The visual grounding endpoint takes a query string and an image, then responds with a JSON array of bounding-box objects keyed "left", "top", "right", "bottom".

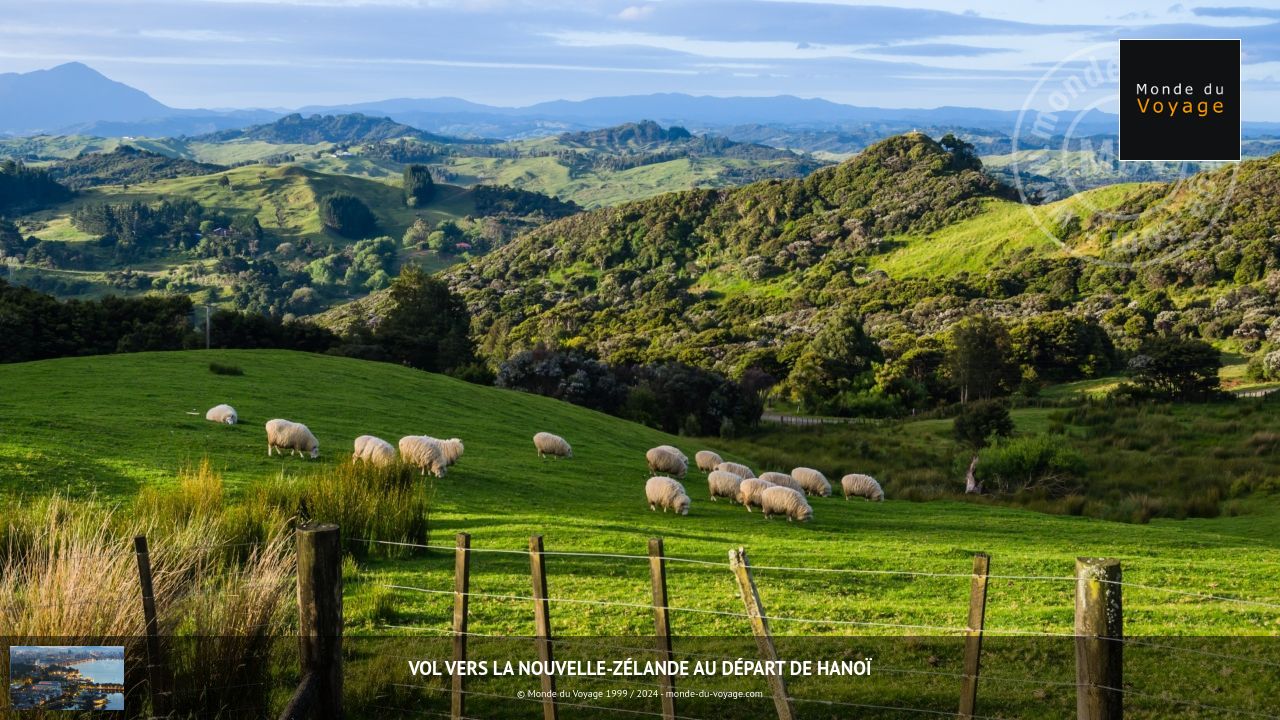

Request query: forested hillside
[
  {"left": 447, "top": 132, "right": 1280, "bottom": 414},
  {"left": 49, "top": 146, "right": 225, "bottom": 189}
]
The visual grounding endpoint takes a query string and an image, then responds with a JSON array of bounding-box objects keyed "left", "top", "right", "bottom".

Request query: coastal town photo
[{"left": 8, "top": 645, "right": 124, "bottom": 711}]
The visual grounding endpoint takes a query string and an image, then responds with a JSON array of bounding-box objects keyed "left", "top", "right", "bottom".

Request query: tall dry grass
[{"left": 0, "top": 462, "right": 298, "bottom": 716}]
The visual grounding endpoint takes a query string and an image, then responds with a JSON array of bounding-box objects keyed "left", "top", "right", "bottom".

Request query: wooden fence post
[
  {"left": 728, "top": 547, "right": 795, "bottom": 720},
  {"left": 958, "top": 552, "right": 990, "bottom": 719},
  {"left": 452, "top": 533, "right": 471, "bottom": 720},
  {"left": 1075, "top": 558, "right": 1122, "bottom": 720},
  {"left": 297, "top": 523, "right": 343, "bottom": 720},
  {"left": 648, "top": 538, "right": 677, "bottom": 720},
  {"left": 529, "top": 535, "right": 558, "bottom": 720},
  {"left": 134, "top": 535, "right": 169, "bottom": 717}
]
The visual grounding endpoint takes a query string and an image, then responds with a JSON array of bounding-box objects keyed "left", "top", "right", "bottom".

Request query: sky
[{"left": 1, "top": 0, "right": 1279, "bottom": 118}]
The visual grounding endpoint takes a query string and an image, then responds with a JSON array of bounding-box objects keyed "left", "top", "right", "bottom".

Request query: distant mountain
[
  {"left": 305, "top": 94, "right": 1123, "bottom": 139},
  {"left": 48, "top": 146, "right": 225, "bottom": 190},
  {"left": 0, "top": 63, "right": 173, "bottom": 134},
  {"left": 61, "top": 110, "right": 283, "bottom": 139},
  {"left": 195, "top": 113, "right": 471, "bottom": 145}
]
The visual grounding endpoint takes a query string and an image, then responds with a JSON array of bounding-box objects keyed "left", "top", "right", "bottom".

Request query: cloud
[
  {"left": 1192, "top": 6, "right": 1280, "bottom": 19},
  {"left": 618, "top": 5, "right": 654, "bottom": 21},
  {"left": 868, "top": 43, "right": 1015, "bottom": 57}
]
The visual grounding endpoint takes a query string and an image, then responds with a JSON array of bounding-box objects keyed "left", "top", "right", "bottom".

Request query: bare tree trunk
[{"left": 964, "top": 453, "right": 982, "bottom": 494}]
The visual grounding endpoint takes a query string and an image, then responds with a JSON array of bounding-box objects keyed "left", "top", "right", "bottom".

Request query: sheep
[
  {"left": 353, "top": 435, "right": 396, "bottom": 467},
  {"left": 707, "top": 470, "right": 743, "bottom": 503},
  {"left": 760, "top": 486, "right": 813, "bottom": 522},
  {"left": 265, "top": 419, "right": 319, "bottom": 459},
  {"left": 533, "top": 432, "right": 573, "bottom": 459},
  {"left": 791, "top": 467, "right": 832, "bottom": 497},
  {"left": 716, "top": 461, "right": 756, "bottom": 479},
  {"left": 646, "top": 446, "right": 688, "bottom": 478},
  {"left": 205, "top": 404, "right": 238, "bottom": 425},
  {"left": 399, "top": 435, "right": 449, "bottom": 477},
  {"left": 759, "top": 471, "right": 804, "bottom": 493},
  {"left": 656, "top": 445, "right": 688, "bottom": 463},
  {"left": 737, "top": 477, "right": 776, "bottom": 512},
  {"left": 695, "top": 450, "right": 723, "bottom": 473},
  {"left": 439, "top": 438, "right": 465, "bottom": 466},
  {"left": 645, "top": 476, "right": 691, "bottom": 515},
  {"left": 841, "top": 473, "right": 884, "bottom": 502}
]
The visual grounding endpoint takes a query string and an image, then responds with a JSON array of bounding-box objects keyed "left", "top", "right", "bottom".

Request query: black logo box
[{"left": 1119, "top": 39, "right": 1241, "bottom": 162}]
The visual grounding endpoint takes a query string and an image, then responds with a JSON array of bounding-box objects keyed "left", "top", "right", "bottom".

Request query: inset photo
[{"left": 8, "top": 646, "right": 124, "bottom": 711}]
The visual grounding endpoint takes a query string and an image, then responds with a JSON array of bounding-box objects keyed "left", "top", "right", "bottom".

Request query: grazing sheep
[
  {"left": 716, "top": 461, "right": 756, "bottom": 479},
  {"left": 737, "top": 477, "right": 776, "bottom": 512},
  {"left": 695, "top": 450, "right": 723, "bottom": 473},
  {"left": 791, "top": 467, "right": 832, "bottom": 497},
  {"left": 656, "top": 445, "right": 689, "bottom": 463},
  {"left": 265, "top": 419, "right": 319, "bottom": 459},
  {"left": 399, "top": 435, "right": 449, "bottom": 477},
  {"left": 707, "top": 470, "right": 743, "bottom": 503},
  {"left": 646, "top": 446, "right": 688, "bottom": 478},
  {"left": 645, "top": 476, "right": 691, "bottom": 515},
  {"left": 206, "top": 404, "right": 238, "bottom": 425},
  {"left": 841, "top": 474, "right": 884, "bottom": 502},
  {"left": 353, "top": 435, "right": 396, "bottom": 467},
  {"left": 533, "top": 432, "right": 573, "bottom": 459},
  {"left": 759, "top": 471, "right": 804, "bottom": 493},
  {"left": 439, "top": 438, "right": 465, "bottom": 466},
  {"left": 760, "top": 486, "right": 813, "bottom": 522}
]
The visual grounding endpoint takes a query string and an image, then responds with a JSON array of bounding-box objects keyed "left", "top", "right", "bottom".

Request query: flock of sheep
[
  {"left": 640, "top": 446, "right": 883, "bottom": 523},
  {"left": 206, "top": 404, "right": 465, "bottom": 476},
  {"left": 204, "top": 407, "right": 882, "bottom": 524}
]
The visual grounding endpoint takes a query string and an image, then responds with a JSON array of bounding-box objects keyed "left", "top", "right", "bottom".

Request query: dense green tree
[
  {"left": 1010, "top": 313, "right": 1114, "bottom": 382},
  {"left": 318, "top": 192, "right": 377, "bottom": 239},
  {"left": 1127, "top": 336, "right": 1221, "bottom": 401},
  {"left": 953, "top": 399, "right": 1014, "bottom": 493},
  {"left": 787, "top": 307, "right": 881, "bottom": 412},
  {"left": 373, "top": 265, "right": 476, "bottom": 372},
  {"left": 403, "top": 164, "right": 435, "bottom": 207},
  {"left": 944, "top": 314, "right": 1020, "bottom": 403},
  {"left": 0, "top": 159, "right": 72, "bottom": 214}
]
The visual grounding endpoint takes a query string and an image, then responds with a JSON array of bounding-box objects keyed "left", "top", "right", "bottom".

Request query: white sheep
[
  {"left": 791, "top": 467, "right": 832, "bottom": 497},
  {"left": 841, "top": 473, "right": 884, "bottom": 502},
  {"left": 205, "top": 404, "right": 238, "bottom": 425},
  {"left": 760, "top": 486, "right": 813, "bottom": 522},
  {"left": 707, "top": 470, "right": 743, "bottom": 503},
  {"left": 645, "top": 476, "right": 691, "bottom": 515},
  {"left": 646, "top": 446, "right": 688, "bottom": 478},
  {"left": 737, "top": 477, "right": 776, "bottom": 512},
  {"left": 759, "top": 471, "right": 804, "bottom": 493},
  {"left": 353, "top": 435, "right": 396, "bottom": 467},
  {"left": 656, "top": 445, "right": 689, "bottom": 463},
  {"left": 716, "top": 461, "right": 755, "bottom": 479},
  {"left": 439, "top": 438, "right": 465, "bottom": 466},
  {"left": 533, "top": 432, "right": 573, "bottom": 459},
  {"left": 265, "top": 419, "right": 319, "bottom": 459},
  {"left": 399, "top": 435, "right": 449, "bottom": 477},
  {"left": 695, "top": 450, "right": 723, "bottom": 473}
]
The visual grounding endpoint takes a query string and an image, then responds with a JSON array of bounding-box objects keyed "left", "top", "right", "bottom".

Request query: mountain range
[{"left": 20, "top": 61, "right": 1280, "bottom": 143}]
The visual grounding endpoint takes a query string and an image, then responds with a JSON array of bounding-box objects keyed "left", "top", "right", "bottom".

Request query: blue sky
[{"left": 1, "top": 1, "right": 1278, "bottom": 117}]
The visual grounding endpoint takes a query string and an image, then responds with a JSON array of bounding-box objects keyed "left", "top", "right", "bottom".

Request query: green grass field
[
  {"left": 4, "top": 350, "right": 1277, "bottom": 718},
  {"left": 1, "top": 349, "right": 1277, "bottom": 644},
  {"left": 868, "top": 184, "right": 1152, "bottom": 279}
]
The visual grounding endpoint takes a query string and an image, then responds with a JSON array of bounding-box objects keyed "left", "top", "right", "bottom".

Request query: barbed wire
[{"left": 350, "top": 537, "right": 728, "bottom": 567}]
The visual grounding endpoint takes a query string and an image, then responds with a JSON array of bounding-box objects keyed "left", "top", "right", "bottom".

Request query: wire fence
[{"left": 348, "top": 533, "right": 1280, "bottom": 720}]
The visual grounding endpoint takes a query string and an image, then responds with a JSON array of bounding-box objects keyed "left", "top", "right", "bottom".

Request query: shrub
[{"left": 971, "top": 435, "right": 1087, "bottom": 496}]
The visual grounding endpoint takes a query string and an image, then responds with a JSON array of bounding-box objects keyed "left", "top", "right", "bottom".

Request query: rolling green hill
[
  {"left": 1, "top": 348, "right": 1278, "bottom": 645},
  {"left": 441, "top": 133, "right": 1280, "bottom": 417}
]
